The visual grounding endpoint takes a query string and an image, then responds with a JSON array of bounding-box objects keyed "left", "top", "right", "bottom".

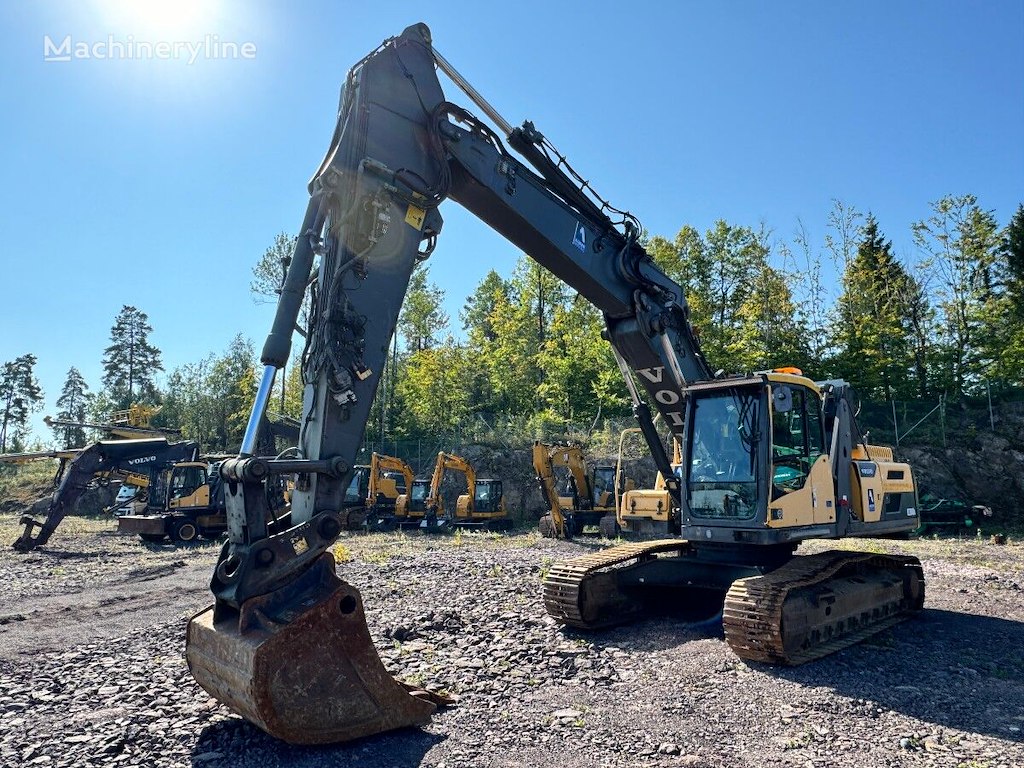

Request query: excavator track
[
  {"left": 723, "top": 550, "right": 925, "bottom": 665},
  {"left": 543, "top": 540, "right": 691, "bottom": 629}
]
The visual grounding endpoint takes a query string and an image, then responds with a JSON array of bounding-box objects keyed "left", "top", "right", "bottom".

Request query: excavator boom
[{"left": 186, "top": 22, "right": 713, "bottom": 744}]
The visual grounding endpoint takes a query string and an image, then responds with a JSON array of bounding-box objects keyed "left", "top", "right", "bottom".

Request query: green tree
[
  {"left": 787, "top": 220, "right": 831, "bottom": 366},
  {"left": 477, "top": 284, "right": 538, "bottom": 416},
  {"left": 1003, "top": 204, "right": 1024, "bottom": 320},
  {"left": 511, "top": 258, "right": 569, "bottom": 348},
  {"left": 983, "top": 204, "right": 1024, "bottom": 387},
  {"left": 824, "top": 199, "right": 864, "bottom": 272},
  {"left": 399, "top": 263, "right": 448, "bottom": 352},
  {"left": 460, "top": 269, "right": 511, "bottom": 341},
  {"left": 161, "top": 336, "right": 256, "bottom": 451},
  {"left": 913, "top": 195, "right": 1002, "bottom": 396},
  {"left": 535, "top": 296, "right": 628, "bottom": 431},
  {"left": 53, "top": 367, "right": 89, "bottom": 448},
  {"left": 208, "top": 335, "right": 258, "bottom": 450},
  {"left": 733, "top": 261, "right": 810, "bottom": 373},
  {"left": 0, "top": 354, "right": 43, "bottom": 452},
  {"left": 101, "top": 305, "right": 163, "bottom": 408},
  {"left": 898, "top": 273, "right": 937, "bottom": 398},
  {"left": 251, "top": 232, "right": 309, "bottom": 327},
  {"left": 832, "top": 215, "right": 915, "bottom": 399},
  {"left": 396, "top": 337, "right": 472, "bottom": 436}
]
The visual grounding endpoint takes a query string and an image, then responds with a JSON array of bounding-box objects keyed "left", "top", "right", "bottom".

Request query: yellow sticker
[
  {"left": 292, "top": 536, "right": 309, "bottom": 555},
  {"left": 405, "top": 204, "right": 426, "bottom": 230}
]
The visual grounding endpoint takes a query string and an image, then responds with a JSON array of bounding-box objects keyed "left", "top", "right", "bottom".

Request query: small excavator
[
  {"left": 533, "top": 441, "right": 620, "bottom": 538},
  {"left": 184, "top": 24, "right": 924, "bottom": 745},
  {"left": 418, "top": 451, "right": 509, "bottom": 531},
  {"left": 608, "top": 429, "right": 683, "bottom": 539},
  {"left": 363, "top": 452, "right": 414, "bottom": 530}
]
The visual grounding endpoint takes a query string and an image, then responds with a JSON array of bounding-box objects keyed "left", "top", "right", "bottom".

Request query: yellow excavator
[
  {"left": 363, "top": 452, "right": 414, "bottom": 530},
  {"left": 184, "top": 24, "right": 924, "bottom": 745},
  {"left": 608, "top": 429, "right": 682, "bottom": 539},
  {"left": 419, "top": 451, "right": 509, "bottom": 531},
  {"left": 533, "top": 441, "right": 622, "bottom": 539},
  {"left": 118, "top": 460, "right": 228, "bottom": 543}
]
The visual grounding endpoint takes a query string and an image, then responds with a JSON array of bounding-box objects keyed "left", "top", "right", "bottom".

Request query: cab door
[{"left": 767, "top": 384, "right": 834, "bottom": 527}]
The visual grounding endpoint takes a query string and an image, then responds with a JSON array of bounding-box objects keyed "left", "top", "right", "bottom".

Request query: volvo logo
[
  {"left": 127, "top": 455, "right": 157, "bottom": 465},
  {"left": 636, "top": 366, "right": 685, "bottom": 428}
]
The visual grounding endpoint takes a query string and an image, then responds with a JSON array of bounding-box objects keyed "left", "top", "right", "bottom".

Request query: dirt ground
[{"left": 0, "top": 511, "right": 1022, "bottom": 768}]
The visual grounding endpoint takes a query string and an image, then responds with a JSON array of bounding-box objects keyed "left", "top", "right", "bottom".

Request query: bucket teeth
[{"left": 186, "top": 553, "right": 436, "bottom": 745}]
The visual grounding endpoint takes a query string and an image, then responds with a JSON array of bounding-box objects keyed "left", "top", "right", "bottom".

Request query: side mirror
[{"left": 772, "top": 386, "right": 793, "bottom": 414}]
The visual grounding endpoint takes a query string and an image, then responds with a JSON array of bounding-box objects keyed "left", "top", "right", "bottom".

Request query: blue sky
[{"left": 2, "top": 1, "right": 1022, "bottom": 447}]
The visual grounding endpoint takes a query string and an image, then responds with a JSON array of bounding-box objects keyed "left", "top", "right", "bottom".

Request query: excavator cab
[
  {"left": 403, "top": 479, "right": 433, "bottom": 517},
  {"left": 591, "top": 466, "right": 616, "bottom": 509},
  {"left": 472, "top": 479, "right": 503, "bottom": 514},
  {"left": 167, "top": 463, "right": 210, "bottom": 509},
  {"left": 340, "top": 465, "right": 370, "bottom": 528},
  {"left": 680, "top": 373, "right": 919, "bottom": 540}
]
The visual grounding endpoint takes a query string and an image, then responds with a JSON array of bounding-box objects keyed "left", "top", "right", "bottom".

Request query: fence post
[
  {"left": 891, "top": 400, "right": 900, "bottom": 448},
  {"left": 940, "top": 393, "right": 947, "bottom": 448},
  {"left": 987, "top": 380, "right": 995, "bottom": 431}
]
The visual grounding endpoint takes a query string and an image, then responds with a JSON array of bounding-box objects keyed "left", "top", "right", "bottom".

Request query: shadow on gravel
[
  {"left": 756, "top": 608, "right": 1024, "bottom": 741},
  {"left": 567, "top": 611, "right": 726, "bottom": 653},
  {"left": 27, "top": 548, "right": 104, "bottom": 560},
  {"left": 192, "top": 718, "right": 445, "bottom": 767}
]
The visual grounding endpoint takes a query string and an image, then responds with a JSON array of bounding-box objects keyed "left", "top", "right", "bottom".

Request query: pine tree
[
  {"left": 1004, "top": 204, "right": 1024, "bottom": 320},
  {"left": 101, "top": 305, "right": 164, "bottom": 408},
  {"left": 54, "top": 367, "right": 89, "bottom": 448},
  {"left": 0, "top": 354, "right": 43, "bottom": 452},
  {"left": 833, "top": 215, "right": 915, "bottom": 399}
]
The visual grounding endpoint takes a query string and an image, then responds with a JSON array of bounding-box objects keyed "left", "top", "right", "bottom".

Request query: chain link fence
[{"left": 858, "top": 387, "right": 1024, "bottom": 449}]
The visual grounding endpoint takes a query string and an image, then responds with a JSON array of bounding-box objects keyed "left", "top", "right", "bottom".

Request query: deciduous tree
[
  {"left": 399, "top": 264, "right": 448, "bottom": 352},
  {"left": 913, "top": 195, "right": 1001, "bottom": 396}
]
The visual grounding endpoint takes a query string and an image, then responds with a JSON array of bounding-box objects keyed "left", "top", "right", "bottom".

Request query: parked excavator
[
  {"left": 363, "top": 452, "right": 414, "bottom": 530},
  {"left": 533, "top": 441, "right": 620, "bottom": 539},
  {"left": 12, "top": 437, "right": 200, "bottom": 551},
  {"left": 117, "top": 459, "right": 228, "bottom": 543},
  {"left": 184, "top": 24, "right": 924, "bottom": 745},
  {"left": 118, "top": 457, "right": 293, "bottom": 543},
  {"left": 418, "top": 451, "right": 509, "bottom": 531},
  {"left": 607, "top": 429, "right": 683, "bottom": 539}
]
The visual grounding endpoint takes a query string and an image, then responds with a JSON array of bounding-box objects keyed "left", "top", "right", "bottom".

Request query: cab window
[
  {"left": 171, "top": 466, "right": 206, "bottom": 499},
  {"left": 771, "top": 385, "right": 825, "bottom": 495}
]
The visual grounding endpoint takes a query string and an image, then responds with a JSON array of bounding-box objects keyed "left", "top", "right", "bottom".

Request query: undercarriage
[{"left": 543, "top": 541, "right": 925, "bottom": 664}]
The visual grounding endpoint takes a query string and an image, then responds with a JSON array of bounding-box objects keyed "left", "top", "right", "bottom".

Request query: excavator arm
[
  {"left": 421, "top": 451, "right": 474, "bottom": 526},
  {"left": 12, "top": 438, "right": 199, "bottom": 551},
  {"left": 367, "top": 452, "right": 414, "bottom": 506},
  {"left": 186, "top": 22, "right": 712, "bottom": 745},
  {"left": 532, "top": 441, "right": 594, "bottom": 538}
]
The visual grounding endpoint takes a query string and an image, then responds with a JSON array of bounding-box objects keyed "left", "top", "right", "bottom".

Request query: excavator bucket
[{"left": 186, "top": 553, "right": 437, "bottom": 745}]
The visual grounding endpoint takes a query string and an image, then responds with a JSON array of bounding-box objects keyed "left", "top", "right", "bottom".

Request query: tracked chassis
[{"left": 543, "top": 541, "right": 925, "bottom": 665}]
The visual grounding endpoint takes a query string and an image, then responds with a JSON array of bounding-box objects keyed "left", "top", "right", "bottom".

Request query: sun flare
[{"left": 93, "top": 0, "right": 217, "bottom": 39}]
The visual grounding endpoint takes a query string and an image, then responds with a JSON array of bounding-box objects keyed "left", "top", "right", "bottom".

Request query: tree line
[
  {"left": 378, "top": 195, "right": 1024, "bottom": 441},
  {"left": 2, "top": 194, "right": 1020, "bottom": 454}
]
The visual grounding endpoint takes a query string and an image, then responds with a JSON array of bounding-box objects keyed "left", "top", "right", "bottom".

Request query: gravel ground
[{"left": 0, "top": 513, "right": 1022, "bottom": 768}]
